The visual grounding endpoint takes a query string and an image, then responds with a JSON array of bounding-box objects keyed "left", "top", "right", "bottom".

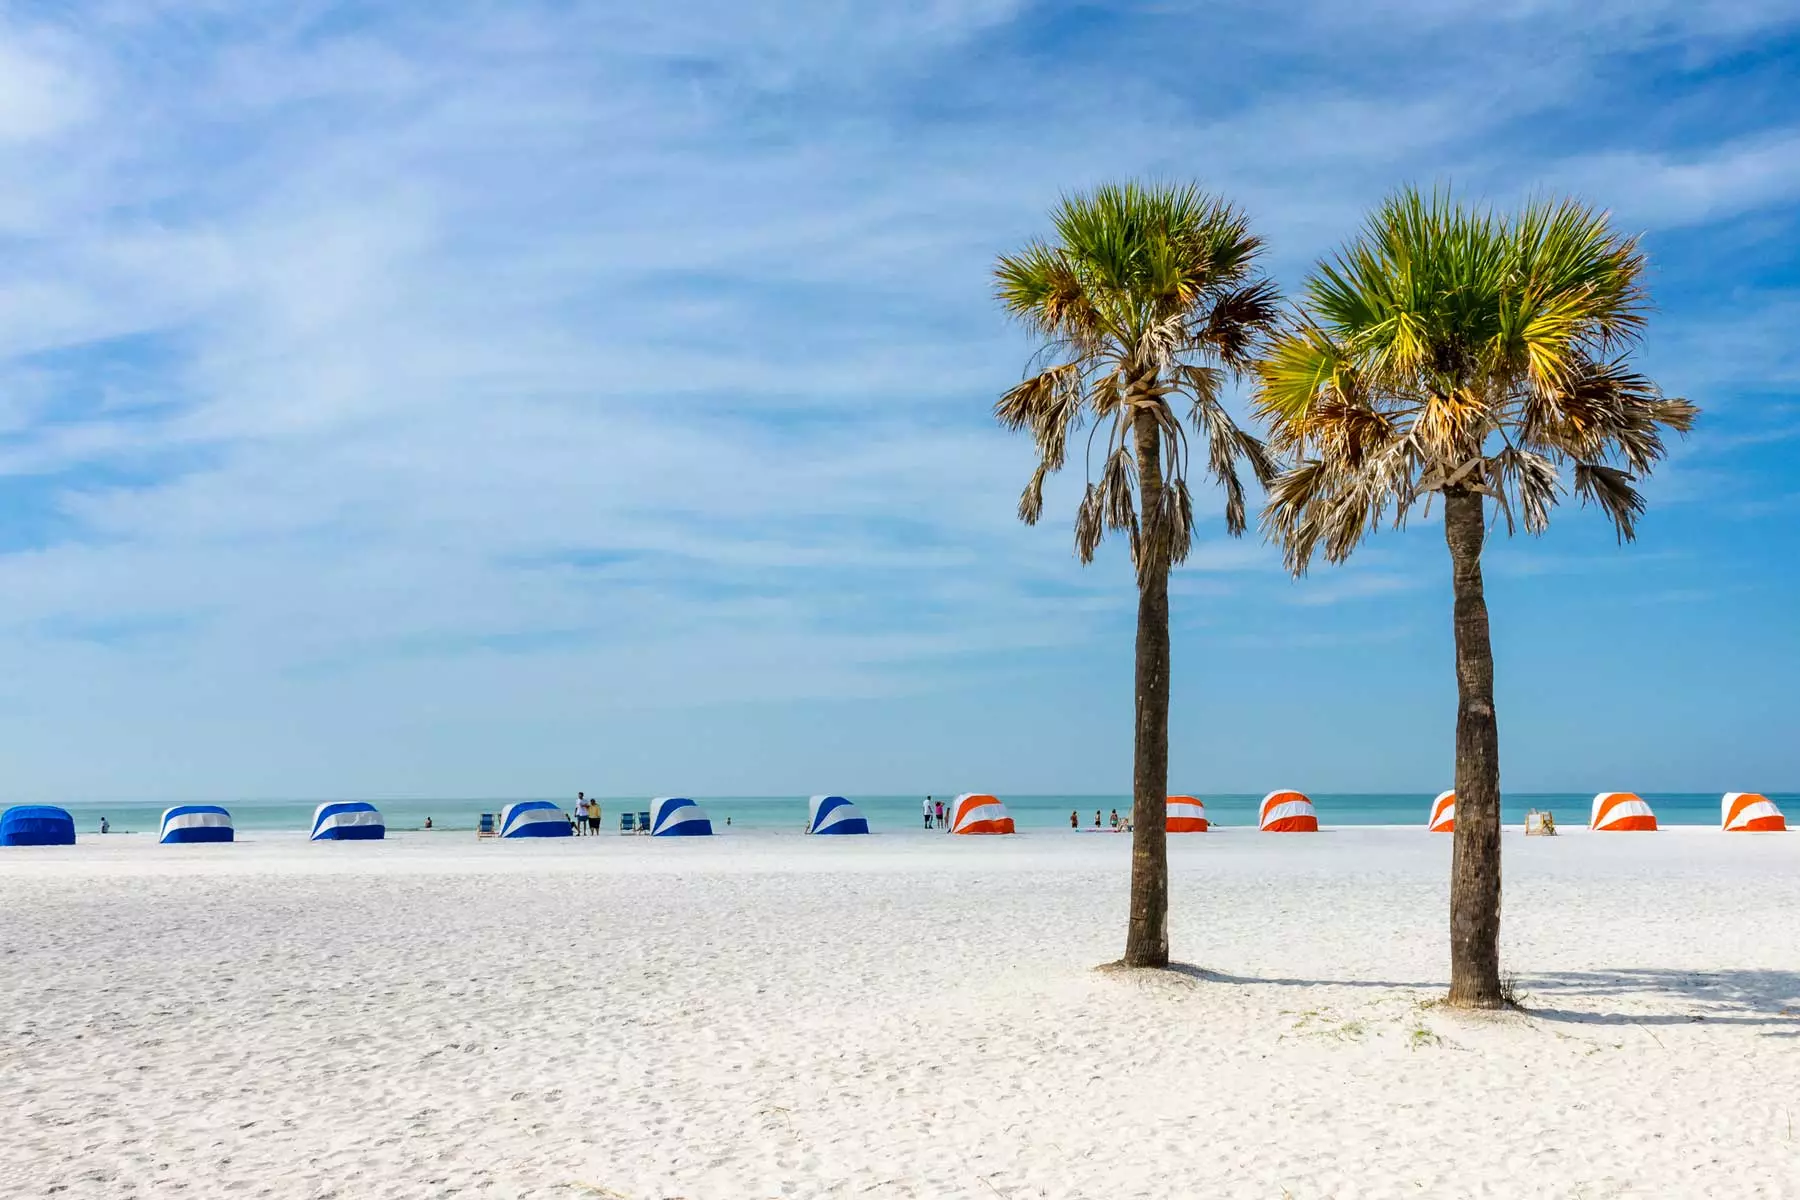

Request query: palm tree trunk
[
  {"left": 1442, "top": 485, "right": 1503, "bottom": 1007},
  {"left": 1122, "top": 401, "right": 1171, "bottom": 968}
]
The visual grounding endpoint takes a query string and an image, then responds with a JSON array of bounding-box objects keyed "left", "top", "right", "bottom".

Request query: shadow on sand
[
  {"left": 1146, "top": 964, "right": 1800, "bottom": 1036},
  {"left": 1515, "top": 968, "right": 1800, "bottom": 1034}
]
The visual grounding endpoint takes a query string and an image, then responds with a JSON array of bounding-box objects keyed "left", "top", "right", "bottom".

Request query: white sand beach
[{"left": 2, "top": 828, "right": 1797, "bottom": 1199}]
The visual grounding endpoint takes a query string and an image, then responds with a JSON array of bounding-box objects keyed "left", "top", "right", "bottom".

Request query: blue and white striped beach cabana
[
  {"left": 159, "top": 804, "right": 234, "bottom": 844},
  {"left": 500, "top": 800, "right": 572, "bottom": 838},
  {"left": 649, "top": 796, "right": 712, "bottom": 837},
  {"left": 1, "top": 805, "right": 76, "bottom": 846},
  {"left": 807, "top": 795, "right": 869, "bottom": 835},
  {"left": 310, "top": 801, "right": 385, "bottom": 841}
]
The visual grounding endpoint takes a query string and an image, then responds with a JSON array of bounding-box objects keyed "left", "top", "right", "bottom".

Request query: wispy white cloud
[{"left": 1543, "top": 130, "right": 1800, "bottom": 230}]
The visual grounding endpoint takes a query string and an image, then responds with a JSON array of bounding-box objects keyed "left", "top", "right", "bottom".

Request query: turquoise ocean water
[{"left": 42, "top": 793, "right": 1796, "bottom": 835}]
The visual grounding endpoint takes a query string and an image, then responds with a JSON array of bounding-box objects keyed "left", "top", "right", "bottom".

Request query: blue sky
[{"left": 1, "top": 1, "right": 1796, "bottom": 800}]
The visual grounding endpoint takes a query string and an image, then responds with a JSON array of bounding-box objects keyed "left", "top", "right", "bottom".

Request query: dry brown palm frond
[
  {"left": 1196, "top": 279, "right": 1283, "bottom": 369},
  {"left": 1318, "top": 467, "right": 1381, "bottom": 565},
  {"left": 1306, "top": 398, "right": 1403, "bottom": 471},
  {"left": 1101, "top": 445, "right": 1139, "bottom": 534},
  {"left": 1236, "top": 427, "right": 1278, "bottom": 489},
  {"left": 995, "top": 363, "right": 1078, "bottom": 430},
  {"left": 1139, "top": 310, "right": 1192, "bottom": 373},
  {"left": 1518, "top": 385, "right": 1608, "bottom": 460},
  {"left": 1074, "top": 483, "right": 1106, "bottom": 563},
  {"left": 1647, "top": 394, "right": 1699, "bottom": 434},
  {"left": 1091, "top": 370, "right": 1125, "bottom": 419},
  {"left": 1188, "top": 386, "right": 1278, "bottom": 488},
  {"left": 1216, "top": 457, "right": 1249, "bottom": 537},
  {"left": 1179, "top": 363, "right": 1224, "bottom": 408},
  {"left": 1160, "top": 478, "right": 1197, "bottom": 565},
  {"left": 1573, "top": 461, "right": 1645, "bottom": 542},
  {"left": 1193, "top": 406, "right": 1249, "bottom": 534},
  {"left": 1490, "top": 446, "right": 1561, "bottom": 535},
  {"left": 1519, "top": 355, "right": 1645, "bottom": 460},
  {"left": 1416, "top": 387, "right": 1488, "bottom": 459},
  {"left": 1263, "top": 459, "right": 1333, "bottom": 573},
  {"left": 995, "top": 363, "right": 1087, "bottom": 471},
  {"left": 1018, "top": 462, "right": 1049, "bottom": 525}
]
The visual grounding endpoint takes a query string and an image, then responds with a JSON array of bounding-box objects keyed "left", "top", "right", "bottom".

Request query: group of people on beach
[
  {"left": 922, "top": 796, "right": 948, "bottom": 829},
  {"left": 570, "top": 792, "right": 604, "bottom": 834},
  {"left": 1070, "top": 808, "right": 1131, "bottom": 832}
]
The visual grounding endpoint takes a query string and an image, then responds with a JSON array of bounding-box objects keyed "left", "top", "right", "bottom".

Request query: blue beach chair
[
  {"left": 476, "top": 813, "right": 497, "bottom": 838},
  {"left": 637, "top": 811, "right": 651, "bottom": 835},
  {"left": 619, "top": 812, "right": 635, "bottom": 833}
]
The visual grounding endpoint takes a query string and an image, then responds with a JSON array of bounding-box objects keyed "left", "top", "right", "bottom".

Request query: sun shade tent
[
  {"left": 1, "top": 805, "right": 76, "bottom": 846},
  {"left": 1259, "top": 790, "right": 1318, "bottom": 832},
  {"left": 1721, "top": 792, "right": 1786, "bottom": 832},
  {"left": 807, "top": 795, "right": 869, "bottom": 835},
  {"left": 1166, "top": 796, "right": 1209, "bottom": 832},
  {"left": 951, "top": 793, "right": 1014, "bottom": 834},
  {"left": 650, "top": 797, "right": 713, "bottom": 837},
  {"left": 1590, "top": 792, "right": 1656, "bottom": 831},
  {"left": 310, "top": 801, "right": 386, "bottom": 841},
  {"left": 1428, "top": 791, "right": 1456, "bottom": 832},
  {"left": 500, "top": 800, "right": 572, "bottom": 838},
  {"left": 160, "top": 805, "right": 233, "bottom": 844}
]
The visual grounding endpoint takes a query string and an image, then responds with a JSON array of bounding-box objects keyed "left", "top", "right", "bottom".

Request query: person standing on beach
[
  {"left": 1094, "top": 810, "right": 1102, "bottom": 828},
  {"left": 575, "top": 794, "right": 588, "bottom": 835},
  {"left": 588, "top": 798, "right": 601, "bottom": 835},
  {"left": 1070, "top": 810, "right": 1078, "bottom": 829},
  {"left": 923, "top": 796, "right": 933, "bottom": 830}
]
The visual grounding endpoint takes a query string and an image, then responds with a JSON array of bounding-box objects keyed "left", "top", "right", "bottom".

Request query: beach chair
[
  {"left": 619, "top": 812, "right": 636, "bottom": 834},
  {"left": 637, "top": 811, "right": 651, "bottom": 835},
  {"left": 1525, "top": 809, "right": 1557, "bottom": 836},
  {"left": 476, "top": 813, "right": 497, "bottom": 838}
]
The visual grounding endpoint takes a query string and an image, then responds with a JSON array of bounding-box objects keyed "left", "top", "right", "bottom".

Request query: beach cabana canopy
[
  {"left": 1260, "top": 790, "right": 1318, "bottom": 832},
  {"left": 1722, "top": 792, "right": 1786, "bottom": 832},
  {"left": 310, "top": 801, "right": 386, "bottom": 841},
  {"left": 650, "top": 797, "right": 713, "bottom": 837},
  {"left": 807, "top": 795, "right": 869, "bottom": 835},
  {"left": 500, "top": 800, "right": 572, "bottom": 838},
  {"left": 1166, "top": 796, "right": 1209, "bottom": 833},
  {"left": 1428, "top": 791, "right": 1456, "bottom": 833},
  {"left": 160, "top": 804, "right": 234, "bottom": 844},
  {"left": 951, "top": 793, "right": 1014, "bottom": 835},
  {"left": 1, "top": 805, "right": 75, "bottom": 847},
  {"left": 1590, "top": 792, "right": 1656, "bottom": 831}
]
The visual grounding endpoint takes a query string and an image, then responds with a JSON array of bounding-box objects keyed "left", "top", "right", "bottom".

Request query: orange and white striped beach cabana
[
  {"left": 1428, "top": 790, "right": 1455, "bottom": 832},
  {"left": 1721, "top": 792, "right": 1786, "bottom": 832},
  {"left": 1259, "top": 790, "right": 1317, "bottom": 832},
  {"left": 1590, "top": 792, "right": 1657, "bottom": 831},
  {"left": 1166, "top": 796, "right": 1209, "bottom": 833},
  {"left": 951, "top": 793, "right": 1015, "bottom": 835}
]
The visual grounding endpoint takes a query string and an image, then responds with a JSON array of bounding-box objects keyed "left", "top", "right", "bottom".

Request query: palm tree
[
  {"left": 1254, "top": 187, "right": 1697, "bottom": 1007},
  {"left": 993, "top": 182, "right": 1281, "bottom": 968}
]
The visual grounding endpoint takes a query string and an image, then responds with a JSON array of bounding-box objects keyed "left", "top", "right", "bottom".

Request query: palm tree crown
[
  {"left": 1255, "top": 187, "right": 1697, "bottom": 568},
  {"left": 994, "top": 181, "right": 1281, "bottom": 566}
]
